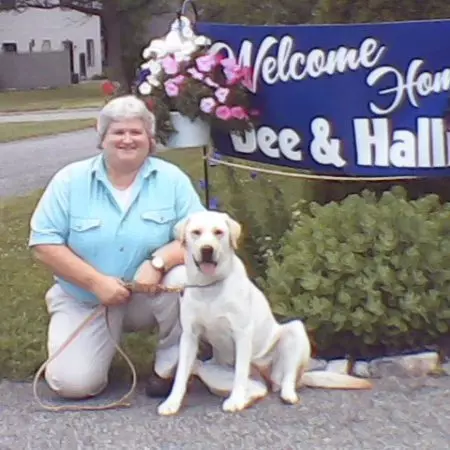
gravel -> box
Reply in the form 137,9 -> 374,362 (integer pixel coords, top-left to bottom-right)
1,376 -> 449,449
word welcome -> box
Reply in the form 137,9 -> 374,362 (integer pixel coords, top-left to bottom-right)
211,36 -> 385,93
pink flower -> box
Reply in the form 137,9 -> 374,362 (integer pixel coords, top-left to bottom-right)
230,106 -> 248,120
196,54 -> 217,72
164,81 -> 179,97
220,57 -> 238,69
240,67 -> 253,90
170,74 -> 186,85
187,67 -> 204,80
162,55 -> 179,75
214,87 -> 230,103
224,67 -> 244,85
200,97 -> 216,113
203,77 -> 219,88
215,105 -> 232,121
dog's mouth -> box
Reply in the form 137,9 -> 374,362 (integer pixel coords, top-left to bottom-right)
194,246 -> 218,275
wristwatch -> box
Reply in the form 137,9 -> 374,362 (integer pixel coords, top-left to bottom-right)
150,255 -> 166,274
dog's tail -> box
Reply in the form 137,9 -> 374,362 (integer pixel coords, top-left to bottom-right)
300,371 -> 373,390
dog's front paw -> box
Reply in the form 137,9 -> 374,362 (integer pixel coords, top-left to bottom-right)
157,397 -> 182,416
222,394 -> 248,413
280,388 -> 300,405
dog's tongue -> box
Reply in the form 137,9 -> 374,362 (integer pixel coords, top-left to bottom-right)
199,263 -> 217,275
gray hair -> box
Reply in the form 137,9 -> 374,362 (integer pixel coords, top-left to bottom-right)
96,94 -> 156,149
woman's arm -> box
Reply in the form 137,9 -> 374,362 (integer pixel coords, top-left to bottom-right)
28,167 -> 130,305
32,244 -> 104,293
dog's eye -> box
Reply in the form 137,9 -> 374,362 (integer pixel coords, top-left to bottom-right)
213,229 -> 224,237
191,229 -> 202,236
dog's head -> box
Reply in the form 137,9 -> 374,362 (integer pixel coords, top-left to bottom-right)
174,211 -> 242,277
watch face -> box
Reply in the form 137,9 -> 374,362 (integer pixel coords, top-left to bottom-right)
152,257 -> 165,270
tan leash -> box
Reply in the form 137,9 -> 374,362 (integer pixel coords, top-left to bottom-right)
33,282 -> 184,413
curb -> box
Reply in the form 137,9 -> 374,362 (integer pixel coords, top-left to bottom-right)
309,351 -> 450,378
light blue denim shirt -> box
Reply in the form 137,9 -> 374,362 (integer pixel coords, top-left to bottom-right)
29,154 -> 205,305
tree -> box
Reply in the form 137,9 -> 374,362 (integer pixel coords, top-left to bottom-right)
12,0 -> 176,91
313,0 -> 450,24
198,0 -> 316,25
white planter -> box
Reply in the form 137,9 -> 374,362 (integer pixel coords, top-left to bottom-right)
165,111 -> 211,149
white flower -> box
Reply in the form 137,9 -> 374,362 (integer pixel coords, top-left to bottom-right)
194,35 -> 212,47
142,47 -> 152,59
148,60 -> 162,75
173,51 -> 192,62
146,75 -> 160,87
147,39 -> 167,58
138,82 -> 152,95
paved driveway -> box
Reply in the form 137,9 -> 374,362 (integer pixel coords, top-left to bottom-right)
0,108 -> 99,123
0,129 -> 98,198
0,376 -> 449,449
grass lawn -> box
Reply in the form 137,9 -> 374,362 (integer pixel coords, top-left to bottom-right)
0,147 -> 311,382
0,119 -> 95,143
0,82 -> 105,113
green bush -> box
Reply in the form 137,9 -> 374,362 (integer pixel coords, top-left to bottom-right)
208,162 -> 313,283
262,186 -> 450,359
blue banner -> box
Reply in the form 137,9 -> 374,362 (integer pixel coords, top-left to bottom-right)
196,20 -> 450,178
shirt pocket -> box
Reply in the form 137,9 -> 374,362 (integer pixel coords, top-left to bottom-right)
68,217 -> 102,259
140,208 -> 177,247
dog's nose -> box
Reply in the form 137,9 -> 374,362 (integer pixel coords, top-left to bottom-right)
200,245 -> 214,262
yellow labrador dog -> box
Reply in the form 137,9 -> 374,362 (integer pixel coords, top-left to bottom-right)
157,211 -> 372,416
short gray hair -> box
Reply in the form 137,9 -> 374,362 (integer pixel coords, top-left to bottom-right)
96,94 -> 156,149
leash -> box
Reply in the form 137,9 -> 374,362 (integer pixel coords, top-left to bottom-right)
32,281 -> 188,413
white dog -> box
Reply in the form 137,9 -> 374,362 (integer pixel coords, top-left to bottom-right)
157,211 -> 372,415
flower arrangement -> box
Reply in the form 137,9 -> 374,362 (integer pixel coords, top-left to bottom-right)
136,15 -> 259,145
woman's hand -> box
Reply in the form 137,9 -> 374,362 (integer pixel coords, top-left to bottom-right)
93,275 -> 132,306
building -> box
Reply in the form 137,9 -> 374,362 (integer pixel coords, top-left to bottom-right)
0,1 -> 103,88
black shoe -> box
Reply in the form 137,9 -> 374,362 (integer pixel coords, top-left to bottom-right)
198,341 -> 213,361
145,371 -> 174,398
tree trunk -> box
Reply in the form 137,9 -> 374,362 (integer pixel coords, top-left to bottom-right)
102,0 -> 130,93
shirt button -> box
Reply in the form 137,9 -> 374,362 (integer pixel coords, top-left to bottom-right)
120,247 -> 124,252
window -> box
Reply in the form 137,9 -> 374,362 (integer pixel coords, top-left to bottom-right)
86,39 -> 95,66
2,42 -> 17,52
0,0 -> 16,10
41,40 -> 51,52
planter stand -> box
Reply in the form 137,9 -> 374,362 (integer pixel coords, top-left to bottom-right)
159,112 -> 212,208
166,112 -> 211,149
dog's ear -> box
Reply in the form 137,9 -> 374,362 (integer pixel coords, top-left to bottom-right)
174,217 -> 190,246
223,214 -> 242,249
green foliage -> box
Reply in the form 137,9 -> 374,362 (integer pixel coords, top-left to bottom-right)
262,186 -> 450,358
200,0 -> 450,26
199,0 -> 316,25
207,163 -> 314,283
313,0 -> 450,24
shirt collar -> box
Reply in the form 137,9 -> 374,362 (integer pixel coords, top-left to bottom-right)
91,154 -> 158,182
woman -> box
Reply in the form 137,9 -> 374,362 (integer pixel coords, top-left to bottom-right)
28,94 -> 205,399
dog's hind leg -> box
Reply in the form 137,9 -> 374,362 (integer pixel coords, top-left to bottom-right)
194,359 -> 268,402
270,320 -> 311,405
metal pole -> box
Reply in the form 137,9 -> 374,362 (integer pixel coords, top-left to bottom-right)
202,145 -> 210,208
179,1 -> 209,208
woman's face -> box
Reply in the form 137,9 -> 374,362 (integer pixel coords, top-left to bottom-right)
101,117 -> 152,170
